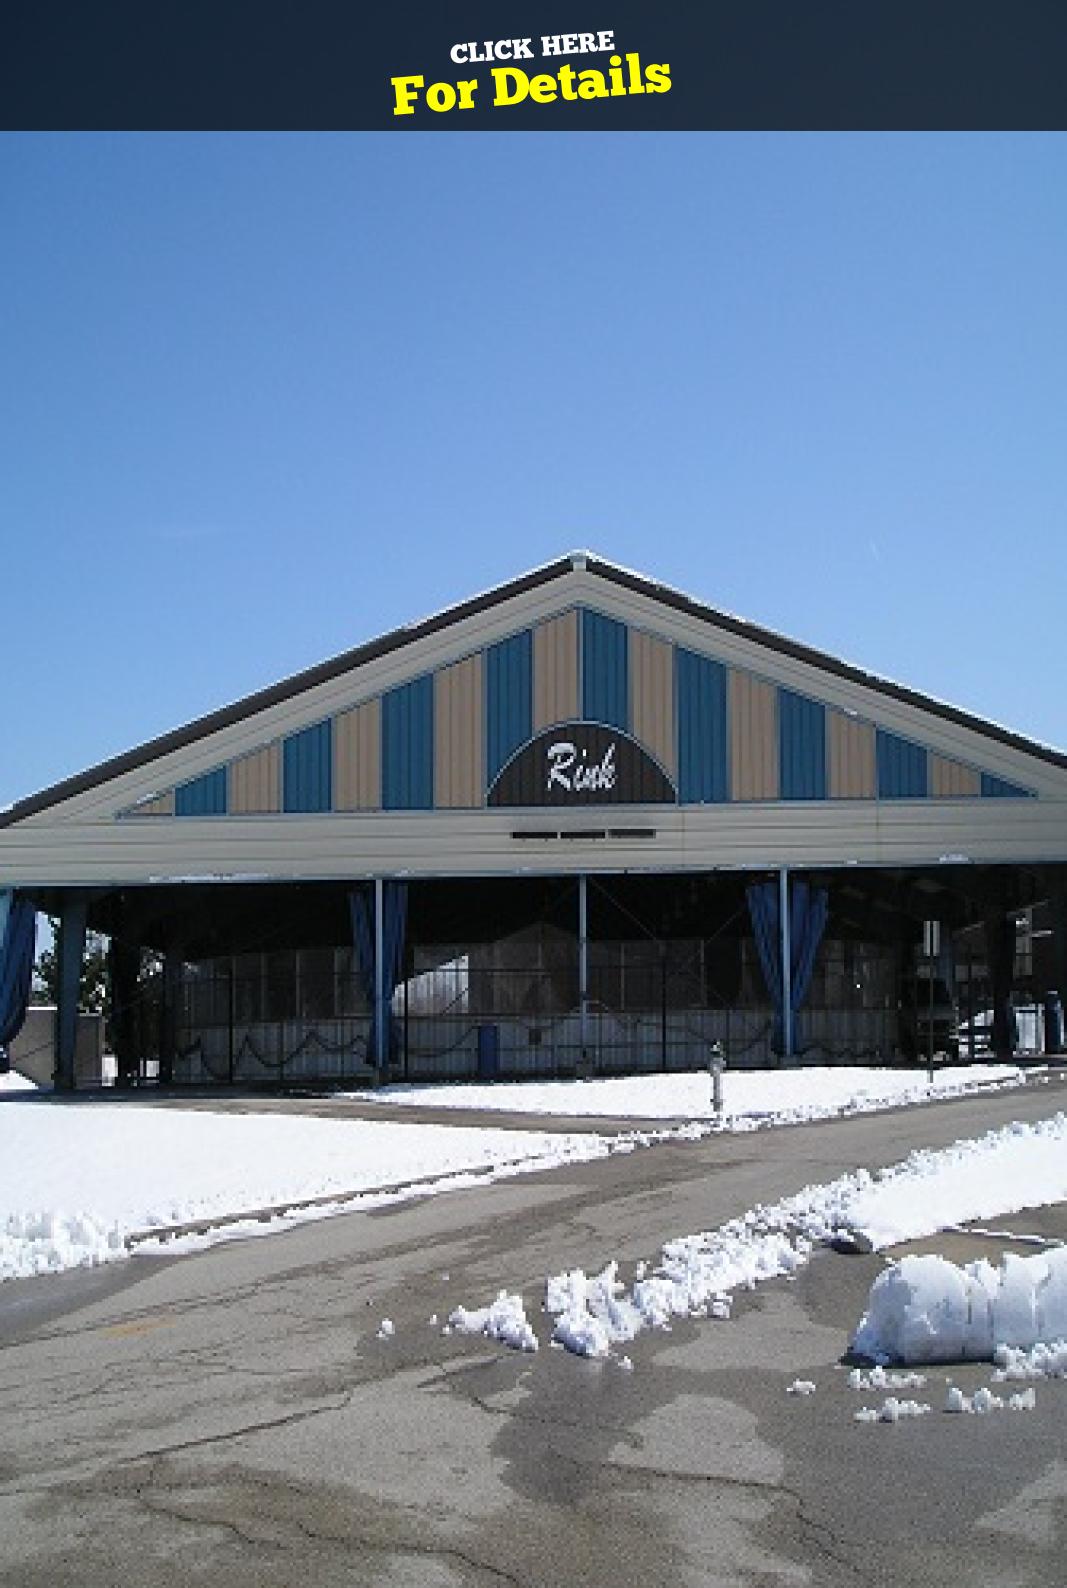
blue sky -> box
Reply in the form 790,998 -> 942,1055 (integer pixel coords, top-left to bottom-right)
3,132 -> 1064,808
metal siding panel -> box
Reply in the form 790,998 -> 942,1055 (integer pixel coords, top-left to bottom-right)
582,609 -> 628,729
982,773 -> 1032,799
485,631 -> 532,785
334,699 -> 380,810
629,629 -> 676,778
175,766 -> 227,817
829,712 -> 876,798
729,671 -> 778,801
283,721 -> 332,813
931,755 -> 980,799
533,611 -> 579,730
128,791 -> 175,817
436,653 -> 484,807
676,648 -> 728,803
229,743 -> 280,814
382,676 -> 434,810
876,729 -> 928,799
778,690 -> 827,800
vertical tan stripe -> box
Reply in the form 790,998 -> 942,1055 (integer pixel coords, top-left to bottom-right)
334,698 -> 381,810
829,712 -> 876,798
533,610 -> 579,730
228,743 -> 280,814
729,671 -> 778,800
629,629 -> 676,778
129,790 -> 175,817
931,754 -> 980,798
434,653 -> 484,808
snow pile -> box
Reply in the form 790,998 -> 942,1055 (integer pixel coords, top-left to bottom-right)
852,1246 -> 1067,1364
0,1104 -> 619,1281
366,1063 -> 1025,1127
2,1209 -> 126,1277
545,1262 -> 645,1358
992,1340 -> 1067,1381
0,1071 -> 39,1094
448,1291 -> 539,1352
540,1114 -> 1067,1362
854,1397 -> 932,1424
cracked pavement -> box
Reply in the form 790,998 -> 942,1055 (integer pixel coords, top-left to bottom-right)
1,1079 -> 1065,1585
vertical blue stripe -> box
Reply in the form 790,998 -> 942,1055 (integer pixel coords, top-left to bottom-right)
485,630 -> 532,783
382,676 -> 434,809
175,766 -> 227,816
876,730 -> 928,798
581,609 -> 629,730
981,773 -> 1031,799
778,691 -> 827,800
676,648 -> 728,803
283,720 -> 333,812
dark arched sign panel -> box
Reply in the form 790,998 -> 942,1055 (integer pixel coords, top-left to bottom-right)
488,722 -> 677,807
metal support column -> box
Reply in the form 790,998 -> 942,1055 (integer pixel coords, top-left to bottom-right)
55,895 -> 88,1092
779,868 -> 793,1063
159,950 -> 180,1086
374,876 -> 385,1073
578,874 -> 589,1066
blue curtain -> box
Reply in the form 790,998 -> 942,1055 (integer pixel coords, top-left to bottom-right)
745,878 -> 829,1054
348,882 -> 408,1069
789,879 -> 829,1047
0,891 -> 36,1051
746,882 -> 782,1048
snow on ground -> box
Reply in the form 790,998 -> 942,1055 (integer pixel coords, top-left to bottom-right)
363,1063 -> 1026,1126
0,1071 -> 39,1094
450,1112 -> 1067,1365
0,1102 -> 619,1282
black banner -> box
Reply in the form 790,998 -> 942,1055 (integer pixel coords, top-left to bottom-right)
4,2 -> 1067,131
488,723 -> 677,807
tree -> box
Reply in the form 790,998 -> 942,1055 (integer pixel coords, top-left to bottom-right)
33,919 -> 109,1013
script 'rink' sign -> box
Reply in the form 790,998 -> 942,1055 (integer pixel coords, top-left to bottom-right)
488,722 -> 677,807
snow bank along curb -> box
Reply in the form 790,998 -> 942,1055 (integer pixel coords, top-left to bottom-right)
364,1062 -> 1032,1128
0,1101 -> 712,1282
447,1112 -> 1067,1366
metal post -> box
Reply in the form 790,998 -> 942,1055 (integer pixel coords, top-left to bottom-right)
374,876 -> 385,1074
578,874 -> 589,1067
227,958 -> 235,1085
779,868 -> 792,1063
403,945 -> 410,1081
927,947 -> 935,1084
660,943 -> 668,1072
55,895 -> 88,1092
967,950 -> 975,1062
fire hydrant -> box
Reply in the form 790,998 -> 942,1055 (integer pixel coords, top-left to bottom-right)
709,1040 -> 725,1115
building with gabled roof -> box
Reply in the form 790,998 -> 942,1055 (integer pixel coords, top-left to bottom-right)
2,552 -> 1065,1087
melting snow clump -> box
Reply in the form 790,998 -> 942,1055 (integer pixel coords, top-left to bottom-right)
855,1397 -> 932,1423
448,1291 -> 539,1352
848,1366 -> 927,1391
992,1340 -> 1067,1380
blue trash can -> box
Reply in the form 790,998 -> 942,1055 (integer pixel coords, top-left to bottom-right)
477,1024 -> 500,1080
1043,992 -> 1064,1056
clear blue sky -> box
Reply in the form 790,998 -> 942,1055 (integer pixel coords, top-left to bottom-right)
3,132 -> 1065,809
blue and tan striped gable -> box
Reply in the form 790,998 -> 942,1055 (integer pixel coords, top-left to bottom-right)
121,594 -> 1037,819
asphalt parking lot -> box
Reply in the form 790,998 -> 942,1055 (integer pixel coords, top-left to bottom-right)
1,1080 -> 1064,1587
